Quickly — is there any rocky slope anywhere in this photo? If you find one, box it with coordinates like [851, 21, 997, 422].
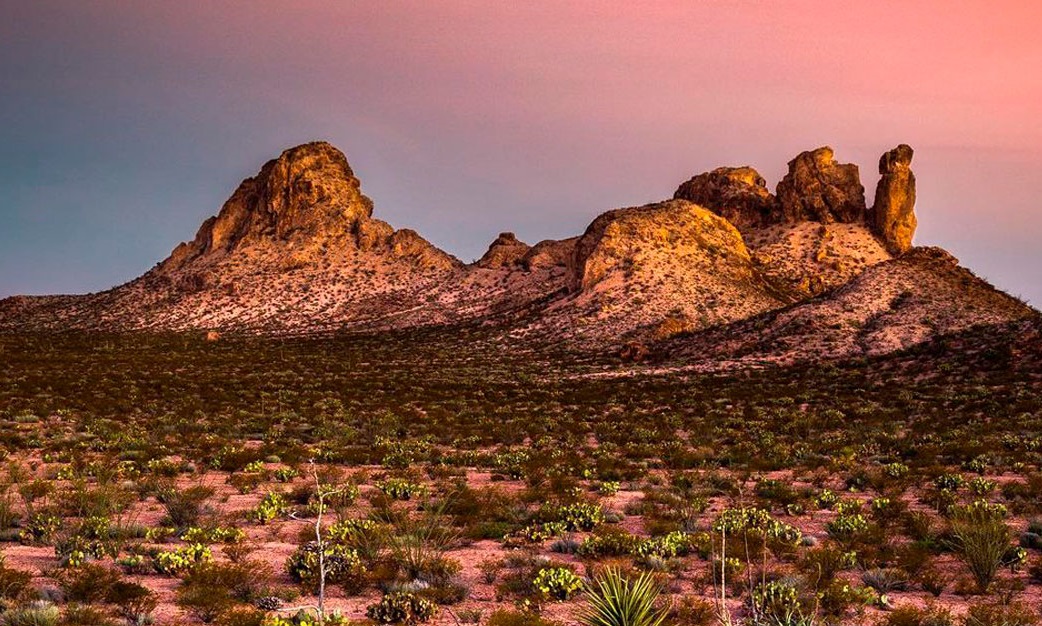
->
[1, 140, 1035, 369]
[662, 247, 1036, 368]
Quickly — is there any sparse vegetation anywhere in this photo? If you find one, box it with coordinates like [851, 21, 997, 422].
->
[0, 325, 1038, 623]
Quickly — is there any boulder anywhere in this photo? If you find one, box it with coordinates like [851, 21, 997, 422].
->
[673, 166, 776, 229]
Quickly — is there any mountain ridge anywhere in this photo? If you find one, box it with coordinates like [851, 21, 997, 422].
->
[1, 140, 1035, 369]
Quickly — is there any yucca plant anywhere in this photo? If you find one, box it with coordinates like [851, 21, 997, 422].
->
[948, 502, 1012, 592]
[578, 567, 668, 626]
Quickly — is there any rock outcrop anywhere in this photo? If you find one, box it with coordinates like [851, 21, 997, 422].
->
[871, 144, 917, 253]
[544, 199, 784, 344]
[476, 232, 531, 268]
[2, 138, 1024, 370]
[672, 167, 776, 229]
[163, 141, 458, 274]
[164, 142, 373, 270]
[775, 147, 866, 224]
[520, 238, 577, 270]
[666, 244, 1035, 368]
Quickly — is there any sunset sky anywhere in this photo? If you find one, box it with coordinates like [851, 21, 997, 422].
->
[2, 1, 1040, 303]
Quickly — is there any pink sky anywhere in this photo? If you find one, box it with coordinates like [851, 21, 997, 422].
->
[1, 1, 1040, 302]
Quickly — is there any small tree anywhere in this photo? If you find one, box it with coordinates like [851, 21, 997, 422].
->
[283, 461, 352, 626]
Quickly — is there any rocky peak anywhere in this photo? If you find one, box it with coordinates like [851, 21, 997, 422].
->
[871, 144, 917, 253]
[476, 232, 531, 268]
[776, 147, 866, 224]
[672, 166, 776, 229]
[163, 141, 374, 270]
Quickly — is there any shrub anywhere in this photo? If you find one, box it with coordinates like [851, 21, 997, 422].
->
[578, 528, 638, 558]
[964, 601, 1038, 626]
[378, 479, 427, 501]
[215, 607, 268, 626]
[879, 603, 955, 626]
[797, 546, 856, 586]
[533, 567, 584, 601]
[366, 592, 437, 625]
[58, 605, 119, 626]
[285, 542, 365, 592]
[154, 543, 212, 576]
[577, 566, 667, 626]
[486, 609, 561, 626]
[948, 502, 1012, 591]
[176, 577, 236, 623]
[161, 485, 214, 528]
[0, 560, 32, 602]
[251, 491, 288, 524]
[0, 601, 60, 626]
[860, 568, 909, 594]
[751, 579, 814, 626]
[58, 563, 122, 603]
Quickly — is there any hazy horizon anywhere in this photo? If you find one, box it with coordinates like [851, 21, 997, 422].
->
[2, 1, 1040, 304]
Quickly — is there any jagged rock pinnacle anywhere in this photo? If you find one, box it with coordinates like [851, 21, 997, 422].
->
[871, 144, 917, 254]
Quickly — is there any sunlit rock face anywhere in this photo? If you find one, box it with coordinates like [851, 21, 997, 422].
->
[871, 143, 917, 254]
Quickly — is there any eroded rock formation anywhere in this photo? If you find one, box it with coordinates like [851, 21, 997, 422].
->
[775, 147, 866, 224]
[871, 144, 917, 253]
[672, 166, 776, 229]
[477, 232, 531, 268]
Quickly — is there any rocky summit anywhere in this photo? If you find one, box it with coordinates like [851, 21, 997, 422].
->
[0, 140, 1035, 370]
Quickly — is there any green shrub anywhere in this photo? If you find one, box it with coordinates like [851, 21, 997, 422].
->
[751, 579, 814, 626]
[251, 491, 288, 524]
[181, 526, 247, 544]
[533, 567, 584, 601]
[154, 543, 212, 576]
[285, 542, 365, 592]
[948, 501, 1012, 591]
[366, 592, 437, 625]
[378, 479, 428, 501]
[815, 489, 839, 510]
[826, 513, 869, 541]
[556, 502, 604, 531]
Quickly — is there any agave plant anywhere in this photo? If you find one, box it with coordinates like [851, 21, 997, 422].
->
[578, 567, 668, 626]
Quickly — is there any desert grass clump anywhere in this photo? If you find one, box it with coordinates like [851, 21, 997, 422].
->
[963, 600, 1038, 626]
[577, 567, 667, 626]
[878, 603, 955, 626]
[0, 601, 60, 626]
[947, 502, 1012, 592]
